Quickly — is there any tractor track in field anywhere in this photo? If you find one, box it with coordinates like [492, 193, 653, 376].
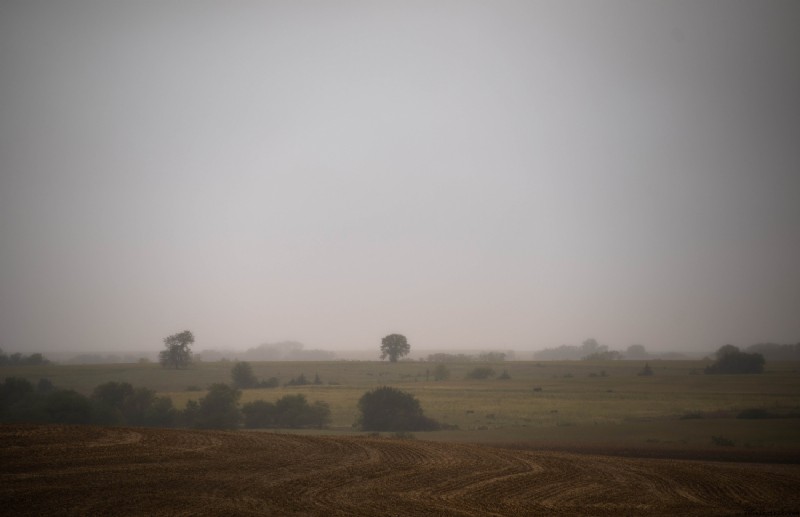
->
[2, 424, 799, 516]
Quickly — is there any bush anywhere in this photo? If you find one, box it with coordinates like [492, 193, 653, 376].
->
[286, 373, 310, 386]
[242, 400, 277, 428]
[737, 408, 772, 419]
[42, 390, 93, 424]
[705, 345, 765, 374]
[242, 395, 331, 429]
[465, 367, 495, 380]
[432, 364, 450, 381]
[711, 435, 735, 447]
[231, 362, 258, 389]
[195, 384, 242, 429]
[357, 386, 439, 432]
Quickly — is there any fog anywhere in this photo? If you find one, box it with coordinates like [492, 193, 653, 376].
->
[1, 1, 798, 356]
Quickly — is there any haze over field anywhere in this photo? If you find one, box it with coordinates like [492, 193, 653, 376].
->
[1, 1, 798, 355]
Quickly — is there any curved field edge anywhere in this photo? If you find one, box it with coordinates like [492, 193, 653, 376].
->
[2, 424, 800, 516]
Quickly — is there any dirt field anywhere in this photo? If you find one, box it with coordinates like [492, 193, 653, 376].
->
[2, 424, 799, 516]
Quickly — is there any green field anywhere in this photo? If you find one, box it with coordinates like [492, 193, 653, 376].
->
[3, 359, 800, 452]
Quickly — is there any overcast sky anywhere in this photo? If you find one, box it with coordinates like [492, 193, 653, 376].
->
[1, 1, 798, 354]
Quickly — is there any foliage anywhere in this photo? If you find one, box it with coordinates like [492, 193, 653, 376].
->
[275, 394, 330, 428]
[737, 408, 771, 419]
[42, 390, 94, 424]
[745, 342, 800, 361]
[91, 381, 177, 426]
[711, 435, 735, 447]
[0, 349, 50, 366]
[465, 367, 495, 380]
[426, 353, 474, 362]
[583, 351, 623, 361]
[242, 395, 331, 429]
[286, 373, 309, 386]
[535, 338, 612, 361]
[625, 344, 649, 359]
[705, 345, 765, 374]
[478, 352, 508, 362]
[195, 383, 242, 429]
[0, 377, 37, 420]
[357, 386, 439, 431]
[432, 364, 450, 381]
[231, 361, 258, 389]
[159, 330, 195, 370]
[258, 377, 280, 388]
[380, 334, 411, 363]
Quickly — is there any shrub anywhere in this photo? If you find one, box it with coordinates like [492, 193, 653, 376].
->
[195, 384, 242, 429]
[231, 362, 258, 389]
[638, 363, 654, 376]
[737, 408, 772, 419]
[42, 390, 93, 424]
[258, 377, 280, 388]
[242, 395, 331, 429]
[357, 386, 439, 432]
[432, 364, 450, 381]
[286, 374, 309, 386]
[711, 435, 735, 447]
[242, 400, 277, 428]
[465, 367, 495, 380]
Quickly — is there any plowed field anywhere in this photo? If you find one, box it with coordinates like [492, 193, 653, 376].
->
[2, 425, 799, 516]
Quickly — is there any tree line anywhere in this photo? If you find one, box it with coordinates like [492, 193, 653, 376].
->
[1, 356, 442, 432]
[0, 349, 50, 366]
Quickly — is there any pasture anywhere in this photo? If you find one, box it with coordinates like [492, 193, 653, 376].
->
[3, 359, 800, 454]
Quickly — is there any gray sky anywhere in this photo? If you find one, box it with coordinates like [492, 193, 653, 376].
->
[1, 1, 799, 354]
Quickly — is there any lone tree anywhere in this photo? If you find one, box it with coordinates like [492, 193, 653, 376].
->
[705, 345, 765, 374]
[159, 330, 194, 369]
[380, 333, 410, 363]
[231, 361, 257, 389]
[357, 386, 439, 431]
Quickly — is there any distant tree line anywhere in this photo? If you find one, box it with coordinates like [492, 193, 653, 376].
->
[425, 351, 512, 362]
[0, 349, 50, 366]
[744, 342, 800, 361]
[0, 376, 333, 430]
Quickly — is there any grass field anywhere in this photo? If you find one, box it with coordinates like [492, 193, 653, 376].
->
[3, 359, 800, 453]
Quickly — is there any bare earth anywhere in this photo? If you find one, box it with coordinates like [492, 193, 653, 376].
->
[2, 425, 799, 516]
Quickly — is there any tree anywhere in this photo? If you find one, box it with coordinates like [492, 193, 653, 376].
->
[357, 386, 439, 431]
[380, 334, 410, 363]
[242, 395, 331, 429]
[705, 345, 765, 374]
[231, 361, 257, 389]
[242, 400, 277, 428]
[159, 330, 194, 369]
[625, 344, 649, 359]
[195, 383, 241, 429]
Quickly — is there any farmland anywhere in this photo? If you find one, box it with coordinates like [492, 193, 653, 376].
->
[3, 359, 800, 452]
[3, 359, 800, 514]
[3, 423, 800, 516]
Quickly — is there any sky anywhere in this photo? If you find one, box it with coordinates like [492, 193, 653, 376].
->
[1, 1, 799, 355]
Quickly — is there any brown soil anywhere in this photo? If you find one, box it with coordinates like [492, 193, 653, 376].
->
[2, 424, 799, 516]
